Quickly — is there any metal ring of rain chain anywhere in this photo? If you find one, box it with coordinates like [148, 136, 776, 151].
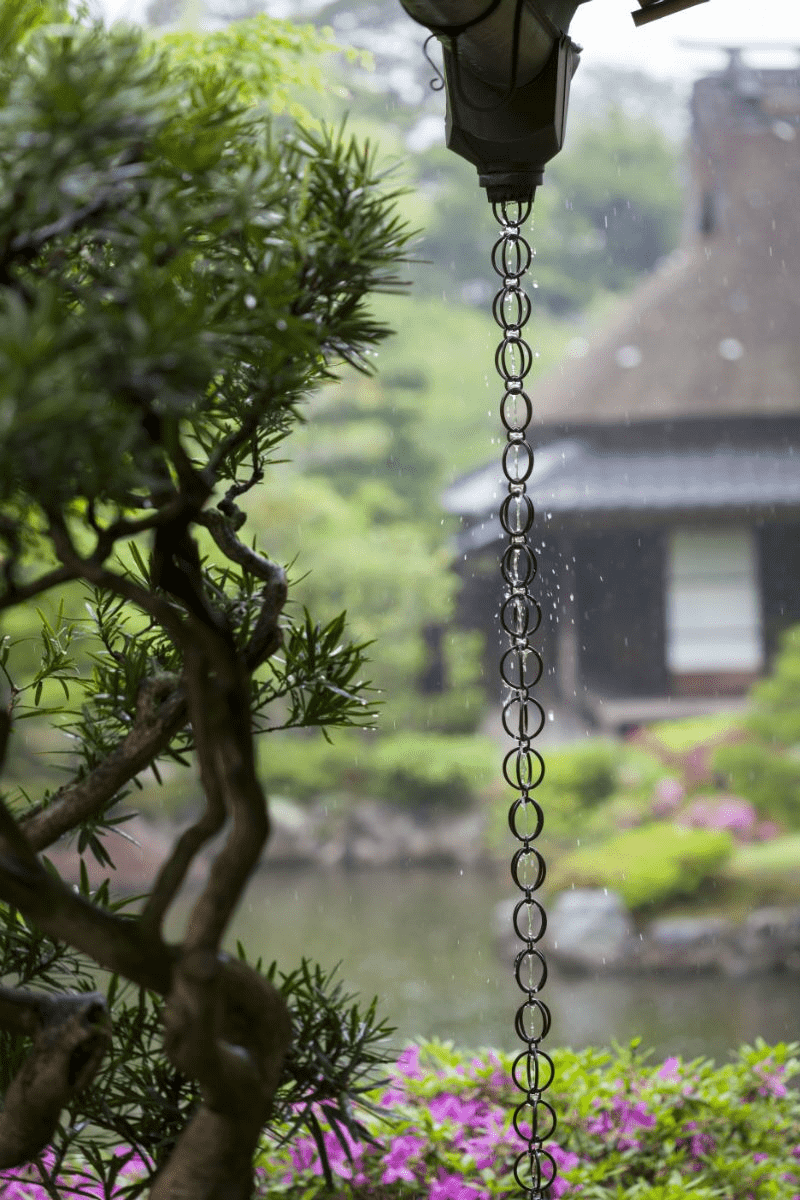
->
[491, 197, 556, 1200]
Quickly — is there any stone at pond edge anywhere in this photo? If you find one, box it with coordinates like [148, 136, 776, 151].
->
[263, 797, 490, 868]
[494, 889, 800, 977]
[548, 889, 635, 971]
[494, 888, 635, 973]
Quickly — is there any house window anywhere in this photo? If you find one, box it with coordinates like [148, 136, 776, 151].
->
[666, 527, 764, 684]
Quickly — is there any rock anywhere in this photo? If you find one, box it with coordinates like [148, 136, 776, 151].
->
[727, 906, 800, 976]
[546, 889, 635, 972]
[263, 796, 320, 866]
[639, 915, 736, 973]
[494, 892, 800, 978]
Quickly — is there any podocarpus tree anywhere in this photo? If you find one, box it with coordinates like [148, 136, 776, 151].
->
[0, 3, 410, 1196]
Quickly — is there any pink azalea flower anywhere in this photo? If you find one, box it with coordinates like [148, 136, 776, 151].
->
[321, 1126, 364, 1180]
[381, 1134, 422, 1186]
[462, 1135, 495, 1170]
[429, 1170, 481, 1200]
[290, 1138, 321, 1175]
[587, 1110, 614, 1136]
[690, 1132, 716, 1157]
[616, 1099, 656, 1135]
[657, 1056, 681, 1079]
[550, 1144, 580, 1172]
[429, 1094, 484, 1126]
[395, 1045, 425, 1080]
[755, 1063, 788, 1098]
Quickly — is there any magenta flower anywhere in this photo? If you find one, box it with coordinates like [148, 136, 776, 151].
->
[657, 1056, 681, 1079]
[678, 796, 757, 840]
[395, 1044, 425, 1080]
[462, 1134, 496, 1170]
[755, 1062, 788, 1098]
[615, 1098, 656, 1136]
[652, 777, 685, 816]
[381, 1133, 423, 1185]
[587, 1109, 614, 1136]
[686, 1131, 716, 1158]
[429, 1170, 483, 1200]
[320, 1125, 365, 1181]
[289, 1138, 321, 1175]
[429, 1093, 485, 1126]
[550, 1143, 580, 1172]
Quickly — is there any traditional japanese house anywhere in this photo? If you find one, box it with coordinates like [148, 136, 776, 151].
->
[444, 52, 800, 729]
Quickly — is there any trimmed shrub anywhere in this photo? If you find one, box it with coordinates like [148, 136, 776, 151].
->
[367, 732, 495, 811]
[545, 823, 733, 909]
[542, 742, 617, 808]
[262, 731, 496, 811]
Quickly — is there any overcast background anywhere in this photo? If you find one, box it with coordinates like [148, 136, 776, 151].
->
[96, 0, 800, 82]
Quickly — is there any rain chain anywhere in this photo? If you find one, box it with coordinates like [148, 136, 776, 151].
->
[491, 198, 557, 1200]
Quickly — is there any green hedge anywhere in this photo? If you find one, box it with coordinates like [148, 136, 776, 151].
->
[541, 742, 617, 808]
[262, 731, 496, 811]
[546, 822, 733, 909]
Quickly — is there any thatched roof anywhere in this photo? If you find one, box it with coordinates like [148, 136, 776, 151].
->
[532, 58, 800, 429]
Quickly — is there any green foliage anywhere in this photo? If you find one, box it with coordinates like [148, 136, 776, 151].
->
[542, 742, 617, 807]
[709, 624, 800, 828]
[156, 14, 339, 122]
[262, 730, 496, 811]
[417, 105, 682, 315]
[712, 742, 800, 830]
[746, 623, 800, 747]
[0, 16, 410, 511]
[366, 732, 495, 811]
[647, 712, 745, 754]
[722, 834, 800, 906]
[546, 823, 734, 910]
[253, 464, 487, 738]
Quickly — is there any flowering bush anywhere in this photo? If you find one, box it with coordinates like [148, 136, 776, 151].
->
[3, 1040, 798, 1199]
[676, 794, 760, 840]
[252, 1039, 800, 1200]
[651, 777, 686, 818]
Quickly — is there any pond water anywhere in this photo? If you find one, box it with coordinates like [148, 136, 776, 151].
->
[171, 866, 800, 1063]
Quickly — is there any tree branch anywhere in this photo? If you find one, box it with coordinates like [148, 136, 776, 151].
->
[139, 665, 226, 938]
[197, 508, 287, 668]
[0, 799, 172, 994]
[181, 644, 269, 956]
[150, 950, 291, 1200]
[0, 565, 79, 614]
[21, 675, 186, 853]
[0, 988, 111, 1169]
